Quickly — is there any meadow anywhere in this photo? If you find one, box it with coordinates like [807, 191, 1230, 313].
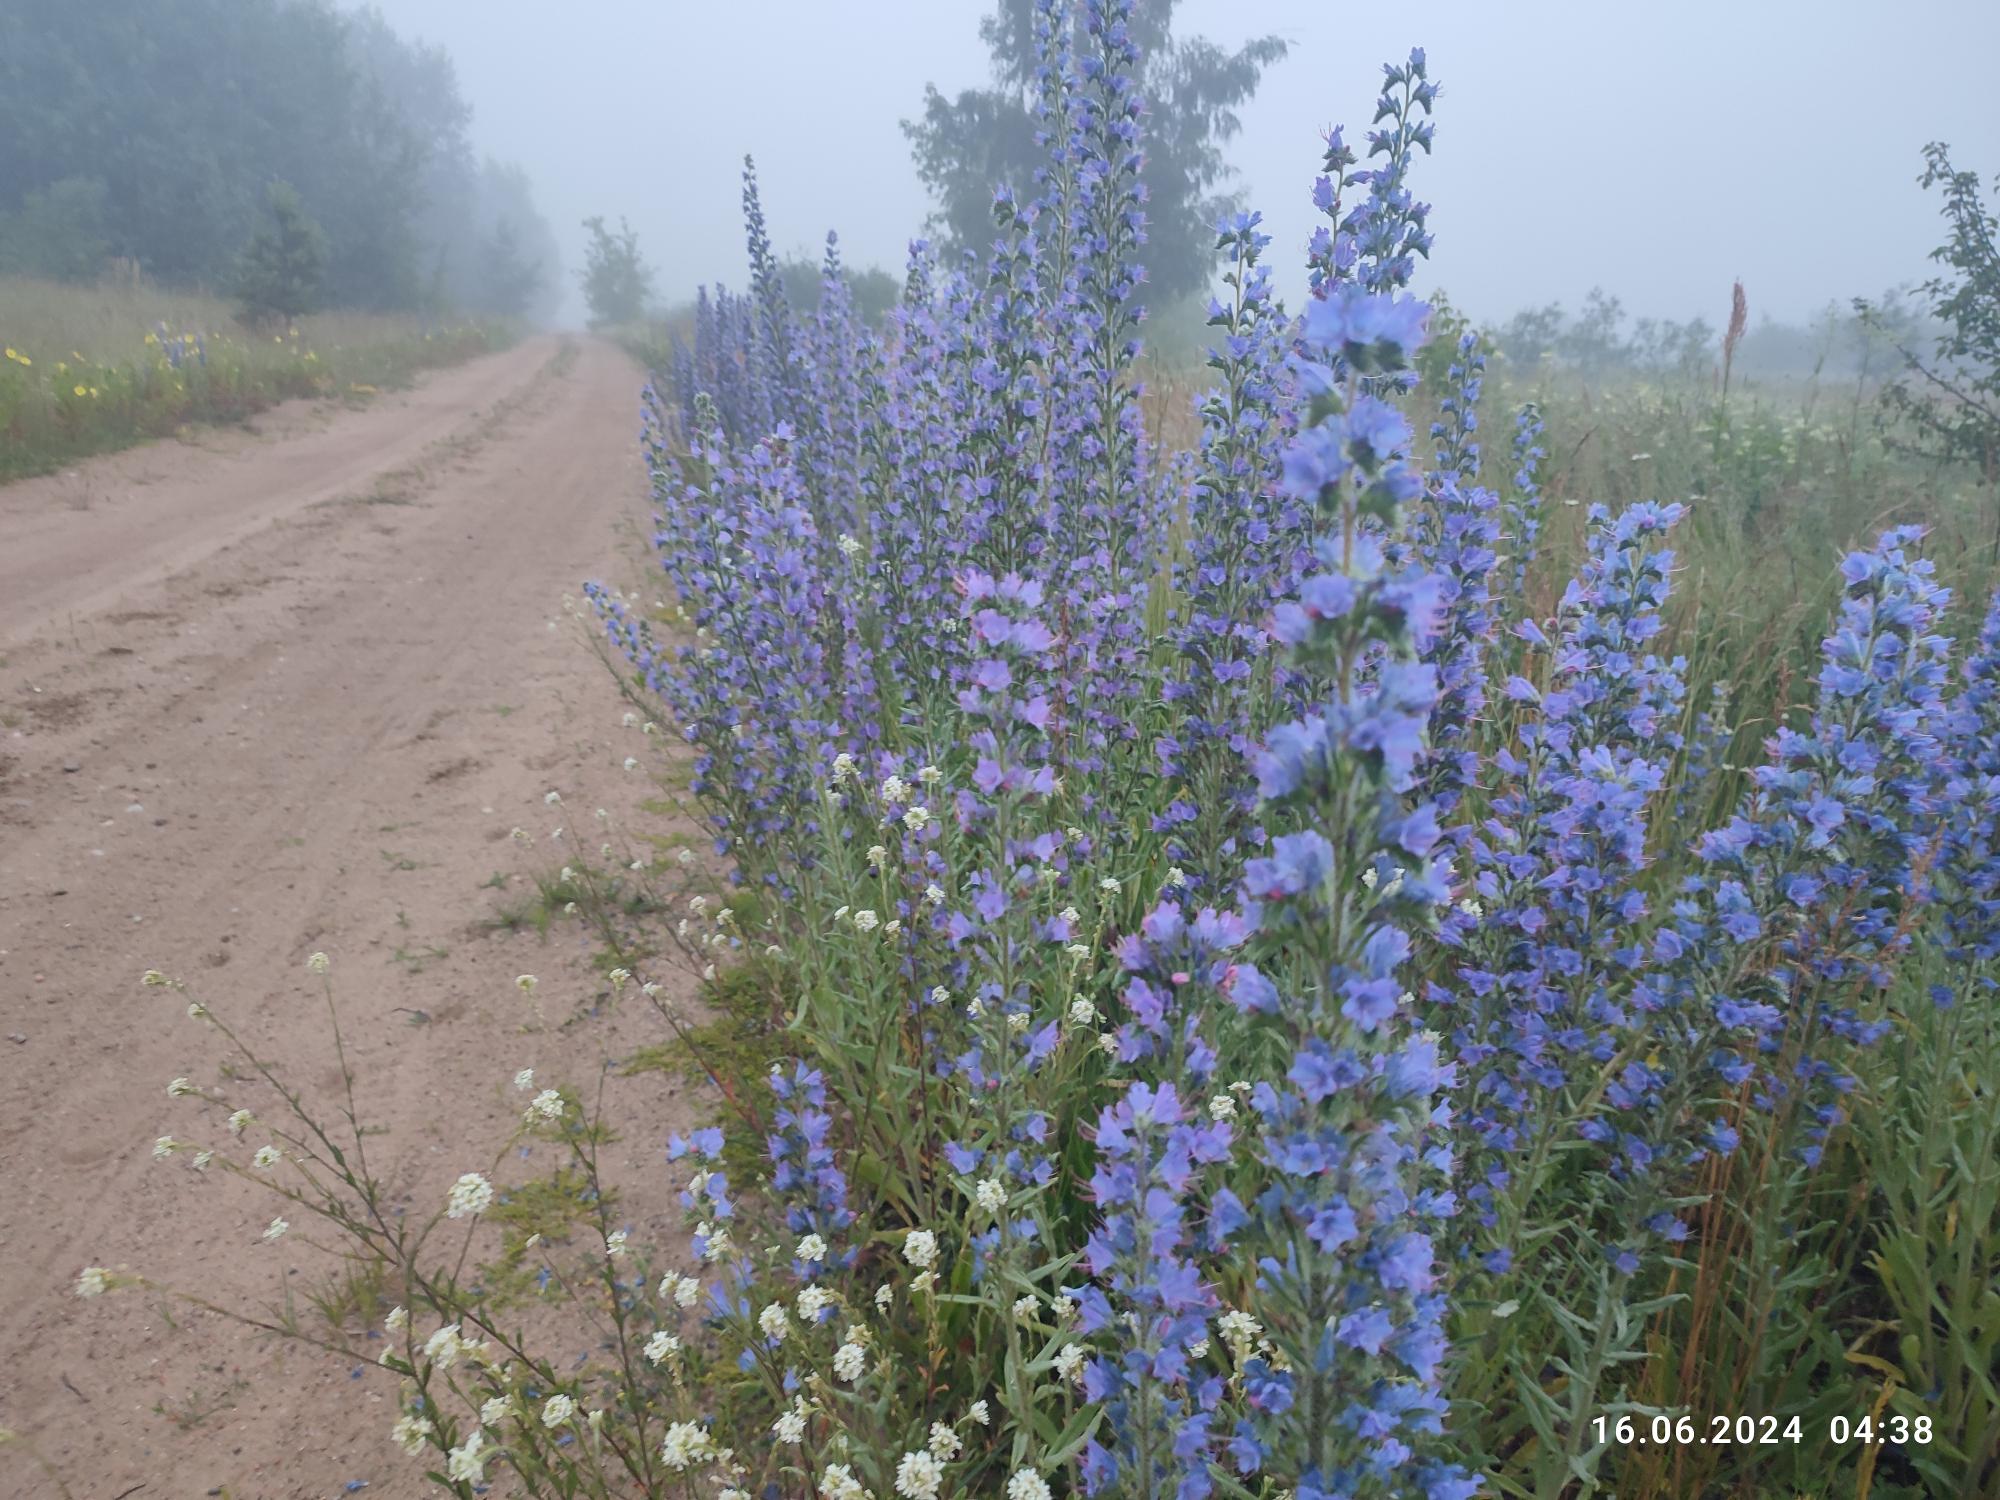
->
[0, 274, 508, 480]
[82, 1, 1999, 1497]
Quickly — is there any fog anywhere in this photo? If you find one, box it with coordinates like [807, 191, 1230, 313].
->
[369, 0, 1999, 327]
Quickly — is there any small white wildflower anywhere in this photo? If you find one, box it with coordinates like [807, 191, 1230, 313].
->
[391, 1413, 434, 1455]
[758, 1301, 791, 1343]
[76, 1266, 112, 1298]
[306, 952, 330, 974]
[965, 997, 984, 1018]
[423, 1323, 465, 1369]
[852, 908, 880, 933]
[929, 1422, 962, 1460]
[1209, 1094, 1238, 1121]
[884, 918, 902, 937]
[480, 1395, 511, 1425]
[263, 1216, 289, 1241]
[894, 1449, 943, 1500]
[1166, 866, 1187, 887]
[903, 805, 931, 831]
[1187, 1336, 1210, 1359]
[773, 1400, 808, 1444]
[797, 1284, 836, 1323]
[917, 762, 942, 784]
[1059, 905, 1082, 925]
[1360, 866, 1379, 890]
[623, 757, 639, 772]
[1068, 996, 1097, 1025]
[796, 1232, 828, 1263]
[542, 1393, 576, 1427]
[930, 984, 950, 1004]
[820, 1462, 865, 1499]
[974, 1177, 1007, 1214]
[384, 1305, 409, 1334]
[1006, 1011, 1029, 1034]
[623, 711, 638, 728]
[446, 1429, 489, 1484]
[830, 753, 857, 784]
[141, 969, 171, 987]
[1052, 1293, 1076, 1322]
[880, 775, 911, 803]
[167, 1076, 195, 1098]
[702, 963, 716, 981]
[1098, 876, 1121, 894]
[253, 1144, 282, 1169]
[1458, 897, 1485, 919]
[924, 882, 945, 904]
[606, 1229, 629, 1258]
[544, 790, 562, 806]
[1012, 1293, 1039, 1322]
[446, 1172, 493, 1220]
[1054, 1342, 1084, 1379]
[1097, 1031, 1119, 1056]
[1218, 1309, 1262, 1353]
[967, 1399, 991, 1426]
[1006, 1468, 1051, 1500]
[191, 1149, 213, 1171]
[186, 1001, 207, 1020]
[513, 1068, 535, 1091]
[874, 1283, 894, 1311]
[837, 533, 863, 558]
[902, 1229, 938, 1268]
[1066, 942, 1091, 959]
[660, 1419, 714, 1471]
[509, 826, 532, 844]
[525, 1089, 564, 1123]
[515, 973, 538, 993]
[911, 1269, 936, 1294]
[644, 1330, 681, 1364]
[833, 1341, 866, 1381]
[152, 1136, 178, 1160]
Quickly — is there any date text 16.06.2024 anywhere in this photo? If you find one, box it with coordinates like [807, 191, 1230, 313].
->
[1592, 1414, 1933, 1448]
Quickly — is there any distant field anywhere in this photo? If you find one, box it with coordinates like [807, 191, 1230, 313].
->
[0, 276, 512, 480]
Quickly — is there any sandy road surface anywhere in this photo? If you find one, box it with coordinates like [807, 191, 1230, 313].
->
[0, 338, 707, 1496]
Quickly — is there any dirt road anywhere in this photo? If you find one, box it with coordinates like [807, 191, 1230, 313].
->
[0, 338, 706, 1496]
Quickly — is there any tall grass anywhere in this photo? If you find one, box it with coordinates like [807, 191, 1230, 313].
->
[0, 275, 512, 480]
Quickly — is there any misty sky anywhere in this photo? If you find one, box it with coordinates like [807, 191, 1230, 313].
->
[365, 0, 2000, 329]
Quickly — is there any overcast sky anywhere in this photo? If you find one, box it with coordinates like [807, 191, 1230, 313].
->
[364, 0, 2000, 328]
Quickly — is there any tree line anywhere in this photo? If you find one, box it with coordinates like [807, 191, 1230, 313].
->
[0, 0, 560, 321]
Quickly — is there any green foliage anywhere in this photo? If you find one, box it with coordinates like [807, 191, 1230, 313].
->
[0, 175, 108, 281]
[235, 182, 327, 323]
[579, 215, 653, 328]
[903, 0, 1285, 301]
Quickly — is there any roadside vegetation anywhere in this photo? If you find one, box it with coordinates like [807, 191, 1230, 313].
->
[0, 275, 508, 480]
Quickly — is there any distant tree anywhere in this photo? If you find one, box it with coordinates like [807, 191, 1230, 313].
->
[235, 182, 327, 323]
[1496, 302, 1566, 368]
[1859, 142, 1999, 545]
[0, 175, 108, 281]
[903, 0, 1285, 303]
[579, 216, 652, 327]
[475, 219, 543, 319]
